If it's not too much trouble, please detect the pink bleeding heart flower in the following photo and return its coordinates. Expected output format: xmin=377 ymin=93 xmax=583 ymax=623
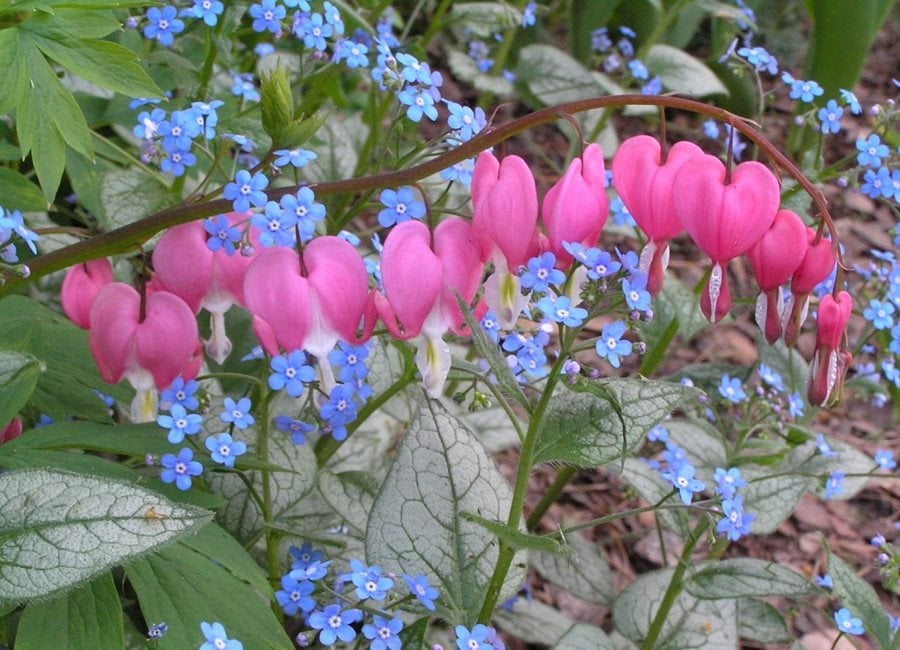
xmin=783 ymin=228 xmax=837 ymax=346
xmin=472 ymin=151 xmax=539 ymax=270
xmin=746 ymin=209 xmax=808 ymax=343
xmin=471 ymin=152 xmax=539 ymax=327
xmin=542 ymin=143 xmax=609 ymax=265
xmin=808 ymin=291 xmax=852 ymax=406
xmin=153 ymin=213 xmax=257 ymax=364
xmin=61 ymin=258 xmax=114 ymax=329
xmin=89 ymin=282 xmax=199 ymax=422
xmin=244 ymin=236 xmax=375 ymax=363
xmin=674 ymin=154 xmax=780 ymax=322
xmin=0 ymin=418 xmax=22 ymax=444
xmin=612 ymin=136 xmax=705 ymax=294
xmin=376 ymin=219 xmax=482 ymax=397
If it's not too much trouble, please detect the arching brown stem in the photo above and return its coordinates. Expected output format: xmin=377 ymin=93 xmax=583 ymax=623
xmin=0 ymin=95 xmax=838 ymax=296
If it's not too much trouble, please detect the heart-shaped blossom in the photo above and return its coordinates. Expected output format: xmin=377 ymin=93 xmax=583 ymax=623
xmin=89 ymin=283 xmax=199 ymax=422
xmin=612 ymin=136 xmax=705 ymax=294
xmin=673 ymin=155 xmax=780 ymax=322
xmin=244 ymin=236 xmax=375 ymax=362
xmin=375 ymin=219 xmax=482 ymax=397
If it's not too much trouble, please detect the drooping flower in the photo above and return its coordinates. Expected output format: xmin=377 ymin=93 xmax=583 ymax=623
xmin=746 ymin=209 xmax=808 ymax=343
xmin=673 ymin=155 xmax=780 ymax=322
xmin=612 ymin=136 xmax=705 ymax=294
xmin=89 ymin=283 xmax=198 ymax=422
xmin=808 ymin=291 xmax=852 ymax=406
xmin=244 ymin=236 xmax=375 ymax=362
xmin=471 ymin=151 xmax=538 ymax=327
xmin=375 ymin=219 xmax=482 ymax=397
xmin=783 ymin=228 xmax=836 ymax=346
xmin=153 ymin=213 xmax=258 ymax=364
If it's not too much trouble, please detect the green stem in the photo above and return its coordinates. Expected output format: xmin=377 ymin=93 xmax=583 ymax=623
xmin=639 ymin=519 xmax=707 ymax=650
xmin=636 ymin=0 xmax=689 ymax=60
xmin=314 ymin=356 xmax=417 ymax=466
xmin=638 ymin=316 xmax=678 ymax=376
xmin=420 ymin=0 xmax=453 ymax=47
xmin=196 ymin=26 xmax=218 ymax=99
xmin=477 ymin=352 xmax=569 ymax=623
xmin=256 ymin=379 xmax=279 ymax=584
xmin=526 ymin=466 xmax=576 ymax=531
xmin=1 ymin=94 xmax=839 ymax=294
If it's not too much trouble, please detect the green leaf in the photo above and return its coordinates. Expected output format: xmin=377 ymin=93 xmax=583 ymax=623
xmin=126 ymin=541 xmax=292 ymax=650
xmin=365 ymin=397 xmax=525 ymax=624
xmin=26 ymin=34 xmax=163 ymax=99
xmin=685 ymin=559 xmax=815 ymax=599
xmin=757 ymin=334 xmax=809 ymax=407
xmin=463 ymin=512 xmax=563 ymax=553
xmin=557 ymin=623 xmax=616 ymax=650
xmin=638 ymin=273 xmax=708 ymax=371
xmin=304 ymin=113 xmax=368 ymax=183
xmin=177 ymin=523 xmax=271 ymax=594
xmin=613 ymin=568 xmax=738 ymax=648
xmin=530 ymin=532 xmax=615 ymax=605
xmin=454 ymin=291 xmax=530 ymax=413
xmin=206 ymin=427 xmax=318 ymax=543
xmin=737 ymin=599 xmax=790 ymax=644
xmin=0 ymin=350 xmax=42 ymax=426
xmin=741 ymin=472 xmax=812 ymax=534
xmin=787 ymin=431 xmax=875 ymax=500
xmin=97 ymin=168 xmax=172 ymax=231
xmin=0 ymin=168 xmax=47 ymax=212
xmin=568 ymin=0 xmax=622 ymax=62
xmin=0 ymin=447 xmax=138 ymax=481
xmin=664 ymin=419 xmax=727 ymax=475
xmin=15 ymin=37 xmax=93 ymax=199
xmin=317 ymin=469 xmax=378 ymax=536
xmin=0 ymin=28 xmax=25 ymax=114
xmin=446 ymin=49 xmax=515 ymax=97
xmin=534 ymin=378 xmax=697 ymax=467
xmin=827 ymin=546 xmax=893 ymax=648
xmin=645 ymin=44 xmax=728 ymax=97
xmin=803 ymin=0 xmax=894 ymax=97
xmin=449 ymin=1 xmax=521 ymax=37
xmin=495 ymin=598 xmax=576 ymax=646
xmin=0 ymin=468 xmax=212 ymax=605
xmin=20 ymin=8 xmax=121 ymax=39
xmin=15 ymin=571 xmax=123 ymax=649
xmin=0 ymin=295 xmax=132 ymax=422
xmin=620 ymin=458 xmax=689 ymax=537
xmin=517 ymin=44 xmax=654 ymax=117
xmin=398 ymin=618 xmax=429 ymax=649
xmin=0 ymin=421 xmax=276 ymax=475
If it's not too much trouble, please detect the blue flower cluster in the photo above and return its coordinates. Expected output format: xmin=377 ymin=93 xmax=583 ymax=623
xmin=269 ymin=342 xmax=373 ymax=444
xmin=713 ymin=467 xmax=755 ymax=541
xmin=133 ymin=100 xmax=223 ymax=178
xmin=589 ymin=26 xmax=661 ymax=95
xmin=274 ymin=543 xmax=449 ymax=648
xmin=154 ymin=377 xmax=249 ymax=489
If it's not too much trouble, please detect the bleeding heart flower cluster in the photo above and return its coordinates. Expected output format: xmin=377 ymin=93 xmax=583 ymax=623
xmin=66 ymin=133 xmax=851 ymax=425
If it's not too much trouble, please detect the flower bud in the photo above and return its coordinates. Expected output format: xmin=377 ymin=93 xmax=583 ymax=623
xmin=807 ymin=291 xmax=852 ymax=406
xmin=260 ymin=63 xmax=294 ymax=144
